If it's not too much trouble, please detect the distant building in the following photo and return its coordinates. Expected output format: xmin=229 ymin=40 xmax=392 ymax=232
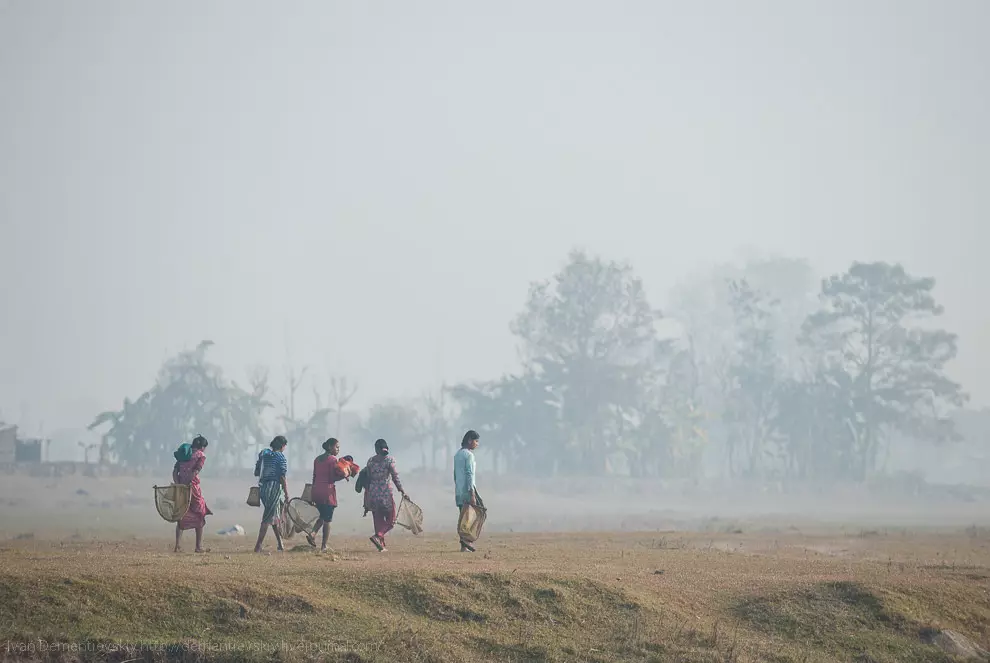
xmin=0 ymin=424 xmax=16 ymax=464
xmin=0 ymin=423 xmax=47 ymax=463
xmin=16 ymin=438 xmax=43 ymax=462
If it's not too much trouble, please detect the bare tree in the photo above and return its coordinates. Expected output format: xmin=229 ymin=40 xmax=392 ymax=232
xmin=247 ymin=365 xmax=272 ymax=456
xmin=282 ymin=365 xmax=309 ymax=424
xmin=248 ymin=366 xmax=270 ymax=397
xmin=313 ymin=384 xmax=324 ymax=411
xmin=421 ymin=385 xmax=455 ymax=471
xmin=328 ymin=375 xmax=359 ymax=438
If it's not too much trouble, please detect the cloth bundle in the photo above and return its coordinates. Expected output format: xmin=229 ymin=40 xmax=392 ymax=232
xmin=337 ymin=457 xmax=360 ymax=480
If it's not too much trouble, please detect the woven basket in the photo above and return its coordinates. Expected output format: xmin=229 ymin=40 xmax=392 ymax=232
xmin=456 ymin=492 xmax=487 ymax=543
xmin=286 ymin=497 xmax=320 ymax=533
xmin=396 ymin=495 xmax=424 ymax=535
xmin=153 ymin=484 xmax=191 ymax=523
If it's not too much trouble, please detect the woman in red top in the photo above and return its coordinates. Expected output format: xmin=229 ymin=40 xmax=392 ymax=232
xmin=172 ymin=435 xmax=212 ymax=553
xmin=306 ymin=438 xmax=356 ymax=552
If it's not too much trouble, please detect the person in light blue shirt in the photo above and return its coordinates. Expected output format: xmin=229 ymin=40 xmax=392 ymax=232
xmin=453 ymin=429 xmax=481 ymax=552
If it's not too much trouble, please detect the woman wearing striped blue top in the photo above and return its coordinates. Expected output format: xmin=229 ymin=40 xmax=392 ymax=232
xmin=253 ymin=436 xmax=289 ymax=553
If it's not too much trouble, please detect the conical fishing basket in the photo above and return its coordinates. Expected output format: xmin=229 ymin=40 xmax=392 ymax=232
xmin=153 ymin=484 xmax=191 ymax=523
xmin=395 ymin=495 xmax=424 ymax=535
xmin=286 ymin=497 xmax=321 ymax=534
xmin=457 ymin=492 xmax=487 ymax=543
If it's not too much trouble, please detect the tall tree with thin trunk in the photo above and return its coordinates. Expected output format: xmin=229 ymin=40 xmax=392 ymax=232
xmin=723 ymin=279 xmax=782 ymax=478
xmin=419 ymin=385 xmax=455 ymax=471
xmin=510 ymin=250 xmax=663 ymax=474
xmin=800 ymin=262 xmax=966 ymax=480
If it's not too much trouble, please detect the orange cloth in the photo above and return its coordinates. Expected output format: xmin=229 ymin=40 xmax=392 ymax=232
xmin=337 ymin=458 xmax=360 ymax=480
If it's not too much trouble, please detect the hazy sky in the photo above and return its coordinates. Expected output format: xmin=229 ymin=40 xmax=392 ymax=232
xmin=1 ymin=1 xmax=987 ymax=434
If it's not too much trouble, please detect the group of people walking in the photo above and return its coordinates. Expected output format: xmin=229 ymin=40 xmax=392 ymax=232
xmin=169 ymin=429 xmax=482 ymax=554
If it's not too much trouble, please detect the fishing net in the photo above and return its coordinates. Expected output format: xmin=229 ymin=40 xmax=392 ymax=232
xmin=395 ymin=495 xmax=424 ymax=535
xmin=457 ymin=494 xmax=487 ymax=543
xmin=153 ymin=484 xmax=191 ymax=523
xmin=278 ymin=519 xmax=297 ymax=539
xmin=275 ymin=502 xmax=295 ymax=539
xmin=286 ymin=497 xmax=321 ymax=534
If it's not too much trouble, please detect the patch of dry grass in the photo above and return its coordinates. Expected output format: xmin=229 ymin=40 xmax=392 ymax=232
xmin=0 ymin=528 xmax=988 ymax=662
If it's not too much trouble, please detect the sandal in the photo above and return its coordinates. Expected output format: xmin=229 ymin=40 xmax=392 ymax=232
xmin=369 ymin=536 xmax=383 ymax=552
xmin=305 ymin=532 xmax=317 ymax=548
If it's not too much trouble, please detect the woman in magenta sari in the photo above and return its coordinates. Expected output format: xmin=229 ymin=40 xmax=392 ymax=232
xmin=172 ymin=435 xmax=213 ymax=553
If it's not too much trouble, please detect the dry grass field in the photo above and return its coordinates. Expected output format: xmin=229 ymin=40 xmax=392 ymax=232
xmin=1 ymin=475 xmax=990 ymax=662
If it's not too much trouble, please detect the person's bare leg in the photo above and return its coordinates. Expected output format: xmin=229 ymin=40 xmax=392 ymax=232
xmin=194 ymin=526 xmax=204 ymax=552
xmin=321 ymin=522 xmax=330 ymax=552
xmin=307 ymin=520 xmax=322 ymax=547
xmin=254 ymin=523 xmax=269 ymax=553
xmin=273 ymin=525 xmax=285 ymax=551
xmin=174 ymin=524 xmax=182 ymax=553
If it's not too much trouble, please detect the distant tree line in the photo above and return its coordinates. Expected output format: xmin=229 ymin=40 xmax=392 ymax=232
xmin=89 ymin=250 xmax=966 ymax=483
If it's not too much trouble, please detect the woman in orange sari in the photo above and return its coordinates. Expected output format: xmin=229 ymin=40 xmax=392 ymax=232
xmin=172 ymin=435 xmax=213 ymax=553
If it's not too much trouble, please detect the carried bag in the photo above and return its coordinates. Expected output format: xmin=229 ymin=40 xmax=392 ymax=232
xmin=248 ymin=449 xmax=267 ymax=507
xmin=154 ymin=484 xmax=191 ymax=523
xmin=355 ymin=466 xmax=369 ymax=493
xmin=457 ymin=491 xmax=487 ymax=543
xmin=395 ymin=495 xmax=424 ymax=535
xmin=301 ymin=483 xmax=313 ymax=504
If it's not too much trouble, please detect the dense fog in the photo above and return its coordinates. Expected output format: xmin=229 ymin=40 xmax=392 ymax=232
xmin=1 ymin=2 xmax=988 ymax=518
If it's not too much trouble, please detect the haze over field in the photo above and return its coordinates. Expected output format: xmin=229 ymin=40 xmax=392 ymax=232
xmin=1 ymin=1 xmax=987 ymax=438
xmin=4 ymin=8 xmax=990 ymax=661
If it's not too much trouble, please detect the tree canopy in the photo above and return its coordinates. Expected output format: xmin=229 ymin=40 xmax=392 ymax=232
xmin=87 ymin=253 xmax=969 ymax=485
xmin=89 ymin=341 xmax=271 ymax=470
